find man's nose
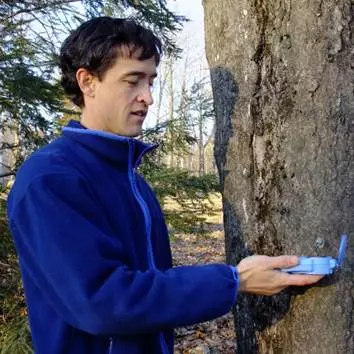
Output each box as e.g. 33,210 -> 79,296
137,85 -> 154,106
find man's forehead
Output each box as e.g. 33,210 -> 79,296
115,55 -> 158,77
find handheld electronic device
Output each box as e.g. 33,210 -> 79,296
282,234 -> 348,275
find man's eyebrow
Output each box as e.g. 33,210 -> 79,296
122,71 -> 158,78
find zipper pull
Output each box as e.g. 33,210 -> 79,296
108,337 -> 113,354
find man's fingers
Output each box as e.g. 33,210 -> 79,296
282,273 -> 324,287
267,255 -> 299,269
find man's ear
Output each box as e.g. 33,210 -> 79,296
76,68 -> 96,98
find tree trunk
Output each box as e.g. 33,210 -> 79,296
198,110 -> 205,176
156,61 -> 167,126
178,59 -> 188,170
168,57 -> 175,168
0,117 -> 18,186
203,0 -> 354,353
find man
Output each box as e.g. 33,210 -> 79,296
7,17 -> 322,354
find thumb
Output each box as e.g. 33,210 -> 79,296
268,255 -> 299,269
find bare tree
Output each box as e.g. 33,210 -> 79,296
203,0 -> 354,353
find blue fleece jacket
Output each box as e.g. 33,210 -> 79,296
7,120 -> 239,354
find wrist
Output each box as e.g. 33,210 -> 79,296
236,264 -> 246,292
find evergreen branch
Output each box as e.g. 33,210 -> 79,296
2,0 -> 80,22
0,171 -> 15,178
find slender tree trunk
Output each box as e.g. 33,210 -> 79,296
203,0 -> 354,353
203,123 -> 216,174
168,57 -> 174,168
187,148 -> 193,171
155,62 -> 167,165
178,59 -> 189,170
0,116 -> 19,186
156,61 -> 167,126
198,110 -> 205,176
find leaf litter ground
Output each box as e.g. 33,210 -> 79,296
169,194 -> 236,354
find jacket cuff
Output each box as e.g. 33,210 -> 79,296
228,265 -> 240,305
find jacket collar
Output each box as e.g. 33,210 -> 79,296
62,120 -> 158,169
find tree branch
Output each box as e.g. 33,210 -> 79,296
0,142 -> 20,151
0,171 -> 15,178
0,261 -> 11,269
3,0 -> 80,22
203,123 -> 215,148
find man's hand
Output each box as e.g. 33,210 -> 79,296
236,255 -> 324,296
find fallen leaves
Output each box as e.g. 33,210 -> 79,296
171,227 -> 236,354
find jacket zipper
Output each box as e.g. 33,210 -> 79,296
128,141 -> 155,269
61,127 -> 166,353
108,337 -> 113,354
127,141 -> 169,354
160,333 -> 170,354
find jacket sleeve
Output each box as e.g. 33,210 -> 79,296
8,173 -> 239,336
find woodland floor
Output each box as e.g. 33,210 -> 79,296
169,194 -> 237,354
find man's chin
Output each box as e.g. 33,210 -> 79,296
109,125 -> 142,137
126,127 -> 143,138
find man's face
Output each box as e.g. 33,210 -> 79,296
85,50 -> 157,137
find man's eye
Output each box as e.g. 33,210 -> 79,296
126,80 -> 138,86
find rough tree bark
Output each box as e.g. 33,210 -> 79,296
203,0 -> 354,353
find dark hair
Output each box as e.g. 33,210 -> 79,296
59,17 -> 162,107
